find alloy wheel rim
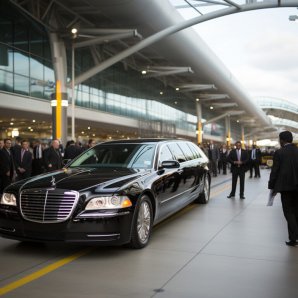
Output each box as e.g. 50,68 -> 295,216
137,201 -> 151,243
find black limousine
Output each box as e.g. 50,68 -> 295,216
0,139 -> 210,248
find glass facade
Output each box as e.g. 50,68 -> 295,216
0,0 -> 197,137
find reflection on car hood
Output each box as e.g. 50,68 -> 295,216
15,167 -> 146,192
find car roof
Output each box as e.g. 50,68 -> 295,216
99,138 -> 189,145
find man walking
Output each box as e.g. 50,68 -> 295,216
227,141 -> 249,199
268,131 -> 298,246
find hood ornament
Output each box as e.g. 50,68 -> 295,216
51,176 -> 56,187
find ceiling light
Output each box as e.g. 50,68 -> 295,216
32,119 -> 36,122
175,87 -> 179,91
196,98 -> 200,102
210,106 -> 214,110
160,91 -> 163,95
141,70 -> 147,75
71,28 -> 78,34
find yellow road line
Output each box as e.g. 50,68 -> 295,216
0,247 -> 92,296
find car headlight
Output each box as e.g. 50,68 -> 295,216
1,193 -> 17,206
85,195 -> 132,210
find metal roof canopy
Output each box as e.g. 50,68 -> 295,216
9,0 -> 298,137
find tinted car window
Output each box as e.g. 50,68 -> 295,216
167,143 -> 187,163
188,143 -> 203,158
69,143 -> 156,169
158,145 -> 174,163
177,142 -> 195,161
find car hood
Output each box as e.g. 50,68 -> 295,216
14,167 -> 148,192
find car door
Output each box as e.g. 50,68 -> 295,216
152,143 -> 184,221
153,142 -> 192,220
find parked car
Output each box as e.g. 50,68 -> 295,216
0,139 -> 210,248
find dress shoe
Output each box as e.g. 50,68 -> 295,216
285,240 -> 298,246
227,195 -> 235,199
240,196 -> 245,199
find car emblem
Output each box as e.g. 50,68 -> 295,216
51,176 -> 56,187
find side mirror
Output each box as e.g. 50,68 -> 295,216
161,160 -> 180,169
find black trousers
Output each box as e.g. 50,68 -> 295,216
281,191 -> 298,241
230,167 -> 245,196
249,160 -> 260,177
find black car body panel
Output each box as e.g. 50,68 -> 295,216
0,139 -> 210,247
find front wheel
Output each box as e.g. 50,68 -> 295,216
130,195 -> 153,249
196,174 -> 210,204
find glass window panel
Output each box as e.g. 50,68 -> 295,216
158,145 -> 174,164
30,30 -> 43,57
14,74 -> 29,95
30,56 -> 43,80
44,65 -> 55,100
0,46 -> 13,71
30,78 -> 44,98
0,70 -> 13,92
14,23 -> 29,52
168,143 -> 187,163
14,51 -> 29,76
177,142 -> 194,160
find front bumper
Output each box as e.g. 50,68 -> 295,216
0,206 -> 134,245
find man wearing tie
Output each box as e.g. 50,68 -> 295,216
249,144 -> 261,178
227,141 -> 249,199
15,139 -> 32,181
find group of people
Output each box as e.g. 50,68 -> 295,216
222,131 -> 298,247
200,141 -> 262,179
0,137 -> 96,194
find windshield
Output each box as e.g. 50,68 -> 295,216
69,143 -> 156,169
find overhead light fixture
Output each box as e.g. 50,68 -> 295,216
141,70 -> 147,75
210,106 -> 214,110
160,91 -> 163,95
196,98 -> 200,102
175,87 -> 179,91
71,28 -> 78,34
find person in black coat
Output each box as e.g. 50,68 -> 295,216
32,141 -> 45,176
227,141 -> 249,199
268,131 -> 298,246
43,139 -> 63,172
64,140 -> 81,161
0,139 -> 15,193
218,144 -> 228,175
15,139 -> 33,181
248,144 -> 262,178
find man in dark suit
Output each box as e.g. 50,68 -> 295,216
32,141 -> 45,175
208,141 -> 219,177
64,140 -> 81,161
268,131 -> 298,246
44,139 -> 63,172
227,141 -> 249,199
15,139 -> 33,181
0,139 -> 15,193
248,144 -> 262,178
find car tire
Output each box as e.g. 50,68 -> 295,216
130,195 -> 153,249
196,174 -> 210,204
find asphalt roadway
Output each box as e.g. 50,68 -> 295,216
1,168 -> 298,298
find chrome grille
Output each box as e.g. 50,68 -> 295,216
20,188 -> 79,223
